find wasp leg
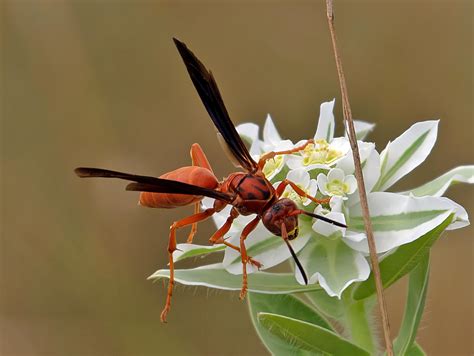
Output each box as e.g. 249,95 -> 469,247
162,208 -> 215,323
208,208 -> 239,243
187,143 -> 214,243
275,179 -> 330,205
208,209 -> 263,269
190,143 -> 213,172
187,202 -> 201,243
238,217 -> 261,300
222,240 -> 262,270
257,139 -> 314,170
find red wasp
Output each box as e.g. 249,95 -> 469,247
75,38 -> 346,322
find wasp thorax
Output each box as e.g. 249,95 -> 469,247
262,198 -> 299,240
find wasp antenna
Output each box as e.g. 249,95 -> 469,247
283,238 -> 308,285
297,210 -> 347,228
280,222 -> 308,285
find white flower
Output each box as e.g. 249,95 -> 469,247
317,168 -> 357,200
286,100 -> 351,171
276,169 -> 318,206
236,122 -> 261,156
155,101 -> 473,301
312,197 -> 346,237
237,114 -> 294,180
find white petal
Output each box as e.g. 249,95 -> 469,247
327,168 -> 345,182
344,175 -> 357,194
262,156 -> 288,181
287,168 -> 310,187
314,204 -> 328,215
236,123 -> 262,157
362,148 -> 381,193
329,196 -> 344,213
295,238 -> 370,298
376,120 -> 439,191
201,197 -> 215,210
440,197 -> 470,230
314,99 -> 336,142
336,141 -> 375,174
237,123 -> 259,144
342,231 -> 366,243
249,139 -> 263,157
347,192 -> 460,253
263,114 -> 282,146
312,211 -> 346,237
202,197 -> 235,228
346,148 -> 381,207
261,138 -> 294,154
303,180 -> 319,206
401,165 -> 474,197
222,221 -> 312,274
287,161 -> 333,172
344,120 -> 375,141
317,174 -> 329,195
285,156 -> 305,171
329,137 -> 351,156
273,139 -> 295,151
212,206 -> 234,228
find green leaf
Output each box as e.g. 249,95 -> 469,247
352,214 -> 452,300
402,165 -> 474,197
407,342 -> 426,356
393,254 -> 430,355
343,298 -> 377,354
149,263 -> 322,293
248,294 -> 333,355
174,244 -> 225,263
305,289 -> 345,319
258,313 -> 370,355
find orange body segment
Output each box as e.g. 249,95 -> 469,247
139,166 -> 219,208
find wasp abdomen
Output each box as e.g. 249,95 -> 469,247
139,166 -> 218,208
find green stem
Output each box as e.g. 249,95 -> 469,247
344,298 -> 376,354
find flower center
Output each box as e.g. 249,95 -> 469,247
326,179 -> 350,196
281,183 -> 308,204
263,155 -> 284,178
300,139 -> 342,166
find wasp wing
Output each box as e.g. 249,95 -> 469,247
75,167 -> 233,203
173,38 -> 258,173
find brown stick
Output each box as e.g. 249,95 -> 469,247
324,1 -> 393,355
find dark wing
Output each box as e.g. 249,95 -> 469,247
173,38 -> 258,173
75,167 -> 233,203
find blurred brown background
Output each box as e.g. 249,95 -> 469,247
1,1 -> 472,355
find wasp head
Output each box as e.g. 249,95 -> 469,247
262,198 -> 299,240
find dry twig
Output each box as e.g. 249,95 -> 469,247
324,1 -> 394,355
